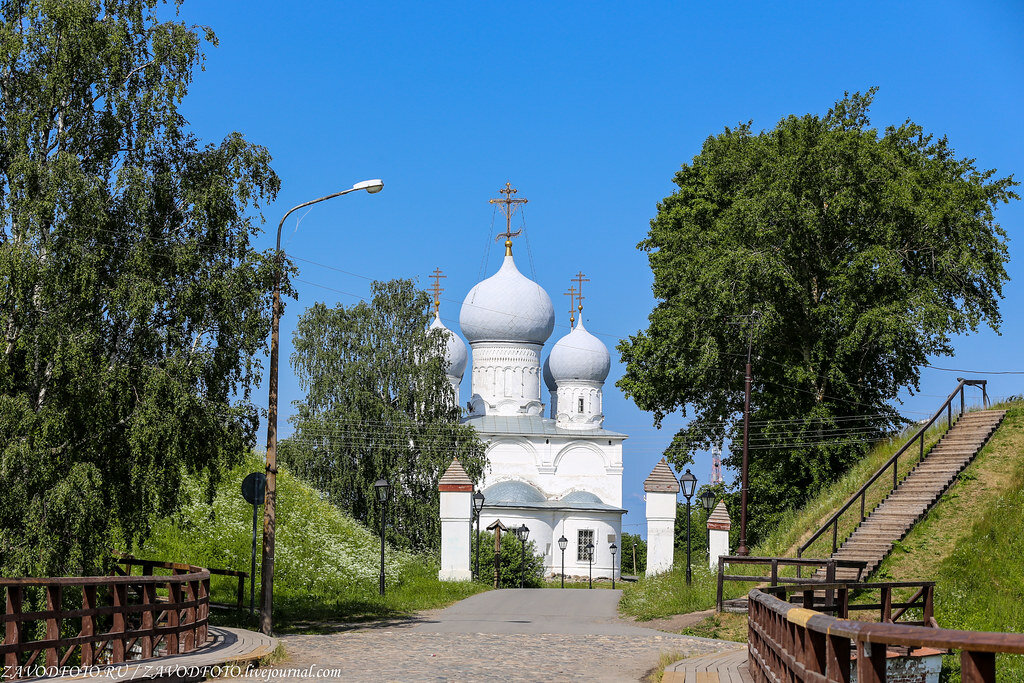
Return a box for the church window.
[577,529,594,562]
[578,397,584,413]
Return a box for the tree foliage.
[281,280,486,552]
[0,1,281,576]
[471,530,545,588]
[618,90,1017,541]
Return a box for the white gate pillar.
[707,500,732,572]
[644,459,679,575]
[438,458,473,581]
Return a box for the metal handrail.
[798,379,988,559]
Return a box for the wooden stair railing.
[797,379,991,566]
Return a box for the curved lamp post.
[260,179,383,635]
[700,489,717,564]
[557,534,568,588]
[680,469,697,586]
[472,491,485,580]
[585,541,595,589]
[609,543,617,589]
[374,478,390,596]
[516,524,530,588]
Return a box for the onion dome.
[460,249,555,345]
[483,480,546,504]
[542,354,557,392]
[430,314,467,379]
[546,318,610,383]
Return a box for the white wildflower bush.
[140,452,409,606]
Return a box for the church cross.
[429,267,446,315]
[489,182,529,242]
[573,271,590,313]
[564,285,578,326]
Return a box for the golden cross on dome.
[429,267,446,315]
[489,182,529,247]
[573,271,590,313]
[564,285,578,326]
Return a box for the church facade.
[433,188,626,579]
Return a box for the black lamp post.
[472,491,485,580]
[700,489,716,564]
[515,524,530,588]
[557,534,568,588]
[679,469,697,586]
[374,478,390,596]
[585,541,595,589]
[609,543,617,589]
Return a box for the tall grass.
[139,453,488,627]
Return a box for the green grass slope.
[138,452,487,628]
[873,401,1024,679]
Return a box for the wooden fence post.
[770,559,778,587]
[717,556,724,612]
[199,577,210,645]
[881,585,892,623]
[856,640,886,683]
[167,580,181,655]
[961,650,996,682]
[44,585,62,668]
[141,582,156,659]
[112,583,127,663]
[81,585,97,666]
[184,579,198,651]
[236,574,244,611]
[5,586,23,674]
[924,585,934,626]
[826,632,852,683]
[825,560,836,610]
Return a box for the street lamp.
[374,478,390,596]
[585,541,595,589]
[680,469,697,586]
[260,179,384,635]
[472,491,485,580]
[515,524,530,588]
[700,489,717,568]
[609,543,617,589]
[557,535,568,588]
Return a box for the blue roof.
[483,480,546,504]
[480,481,625,514]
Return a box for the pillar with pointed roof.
[644,458,679,575]
[438,458,474,581]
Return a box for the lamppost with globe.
[516,524,530,588]
[374,478,390,596]
[586,541,595,589]
[558,534,568,588]
[700,488,717,566]
[609,543,617,589]
[679,469,697,586]
[472,491,485,580]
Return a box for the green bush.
[620,532,647,575]
[471,530,545,588]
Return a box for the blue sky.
[175,1,1024,537]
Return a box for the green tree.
[0,1,281,576]
[618,90,1017,542]
[281,279,485,552]
[620,532,646,576]
[471,530,545,588]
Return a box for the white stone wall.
[555,379,604,430]
[439,489,472,581]
[468,342,544,416]
[480,434,624,507]
[645,491,677,575]
[709,528,730,573]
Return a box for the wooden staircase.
[823,408,1006,581]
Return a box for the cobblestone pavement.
[269,628,740,682]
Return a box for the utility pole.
[736,309,759,557]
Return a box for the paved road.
[260,589,741,682]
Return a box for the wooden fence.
[1,564,209,679]
[748,584,1024,682]
[116,557,248,610]
[716,556,868,612]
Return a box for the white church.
[433,185,627,580]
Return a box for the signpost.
[486,520,508,589]
[241,472,266,613]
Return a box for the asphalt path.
[414,588,711,637]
